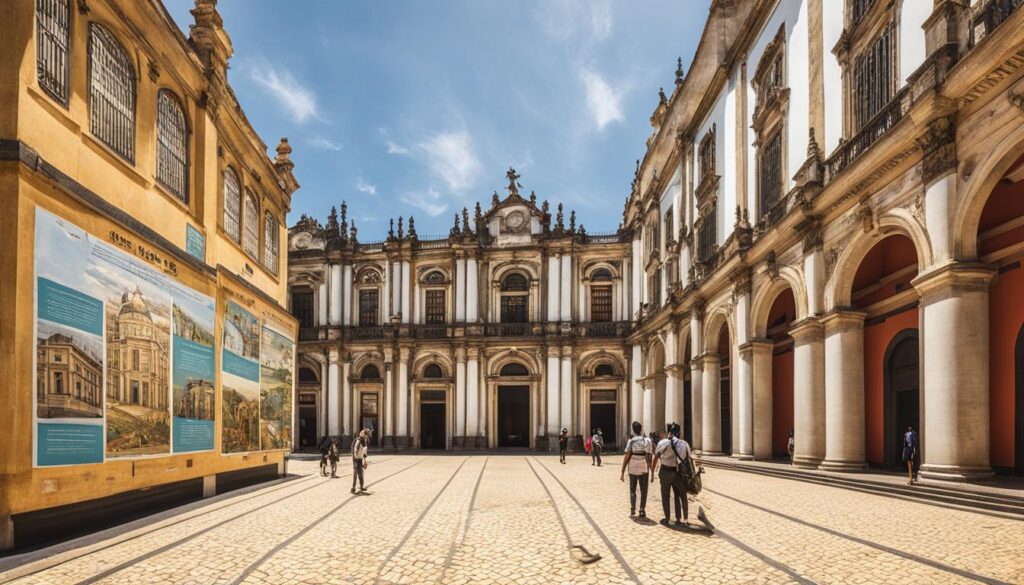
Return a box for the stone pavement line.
[371,457,470,584]
[436,456,488,584]
[527,457,641,584]
[230,459,426,585]
[706,487,1014,585]
[66,461,382,585]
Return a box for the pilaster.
[747,339,774,459]
[790,317,825,468]
[699,353,723,455]
[819,309,868,471]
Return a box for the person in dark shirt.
[558,428,569,464]
[902,426,918,485]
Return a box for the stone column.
[689,357,703,452]
[342,265,353,326]
[384,359,394,443]
[820,310,867,471]
[630,344,643,424]
[466,347,480,438]
[791,318,825,468]
[455,348,467,439]
[749,339,773,459]
[560,347,573,433]
[341,358,352,440]
[327,349,340,436]
[455,256,467,322]
[736,343,754,460]
[914,263,995,480]
[560,255,572,321]
[401,261,411,323]
[320,358,328,439]
[382,263,392,320]
[318,281,328,326]
[329,264,342,325]
[665,365,683,431]
[547,352,561,436]
[466,257,479,322]
[641,380,654,434]
[631,238,642,317]
[397,347,410,444]
[547,255,560,322]
[701,354,722,455]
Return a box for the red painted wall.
[988,265,1024,470]
[772,347,794,456]
[863,309,918,465]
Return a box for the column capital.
[467,346,480,359]
[688,356,704,371]
[694,352,721,366]
[455,346,467,362]
[911,261,995,299]
[789,316,824,342]
[737,339,771,354]
[664,363,685,375]
[819,308,868,331]
[398,346,411,360]
[328,348,340,362]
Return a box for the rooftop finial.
[388,218,395,240]
[397,216,404,239]
[451,213,461,237]
[274,137,294,173]
[658,87,667,105]
[506,167,522,197]
[492,191,500,207]
[408,216,416,239]
[675,57,684,85]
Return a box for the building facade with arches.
[621,0,1024,479]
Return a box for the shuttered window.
[36,0,70,104]
[223,169,241,242]
[243,190,259,258]
[853,23,896,131]
[263,212,279,274]
[88,24,135,162]
[156,90,189,202]
[591,286,612,322]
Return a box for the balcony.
[415,325,450,339]
[347,326,388,341]
[298,327,323,342]
[579,321,630,338]
[824,87,911,182]
[484,322,534,337]
[969,0,1022,49]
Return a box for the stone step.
[698,459,1024,520]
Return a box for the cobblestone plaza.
[1,455,1021,585]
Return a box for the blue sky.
[166,1,710,238]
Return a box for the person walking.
[620,421,653,517]
[787,429,795,464]
[590,428,604,466]
[902,426,918,485]
[351,429,369,493]
[318,436,331,477]
[327,437,341,478]
[558,428,569,464]
[652,422,692,526]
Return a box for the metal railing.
[415,325,450,339]
[582,231,623,244]
[347,326,387,341]
[484,322,533,337]
[298,327,322,342]
[579,321,630,338]
[357,241,385,252]
[824,86,911,182]
[969,0,1022,48]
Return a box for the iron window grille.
[500,295,528,323]
[699,128,716,182]
[853,21,896,132]
[591,286,613,323]
[291,291,314,328]
[36,0,70,104]
[425,289,446,324]
[88,23,136,162]
[263,212,279,274]
[697,208,717,264]
[851,0,877,23]
[758,130,783,219]
[223,169,241,242]
[359,289,379,327]
[156,90,189,202]
[242,190,259,258]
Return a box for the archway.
[977,152,1024,474]
[851,233,920,467]
[884,330,920,469]
[1017,326,1024,475]
[417,362,448,450]
[497,361,531,447]
[766,288,795,458]
[296,366,319,449]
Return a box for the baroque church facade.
[289,0,1024,479]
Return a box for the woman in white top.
[620,421,653,517]
[651,422,691,526]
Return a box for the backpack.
[585,436,592,453]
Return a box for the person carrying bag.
[652,423,692,526]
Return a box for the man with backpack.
[590,428,604,466]
[620,421,653,517]
[651,422,692,526]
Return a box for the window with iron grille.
[663,207,673,245]
[591,286,612,322]
[291,291,314,328]
[425,289,446,324]
[359,289,379,326]
[223,169,241,242]
[501,273,528,292]
[853,22,896,131]
[243,190,259,258]
[697,208,717,263]
[156,90,189,202]
[36,0,70,104]
[851,0,876,23]
[699,127,716,182]
[263,212,279,274]
[648,271,661,306]
[88,24,135,162]
[758,130,783,217]
[500,295,528,323]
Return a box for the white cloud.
[249,61,320,123]
[589,1,612,41]
[386,141,409,155]
[536,0,612,43]
[418,130,482,193]
[400,187,448,217]
[580,70,624,130]
[356,179,377,196]
[309,137,342,151]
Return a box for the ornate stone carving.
[794,217,823,253]
[824,246,840,283]
[765,251,779,281]
[916,116,958,186]
[857,201,874,233]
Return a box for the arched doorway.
[358,364,382,447]
[884,330,919,470]
[297,366,319,449]
[766,288,795,457]
[498,362,530,447]
[1016,326,1024,475]
[850,233,920,467]
[419,363,447,450]
[718,330,732,455]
